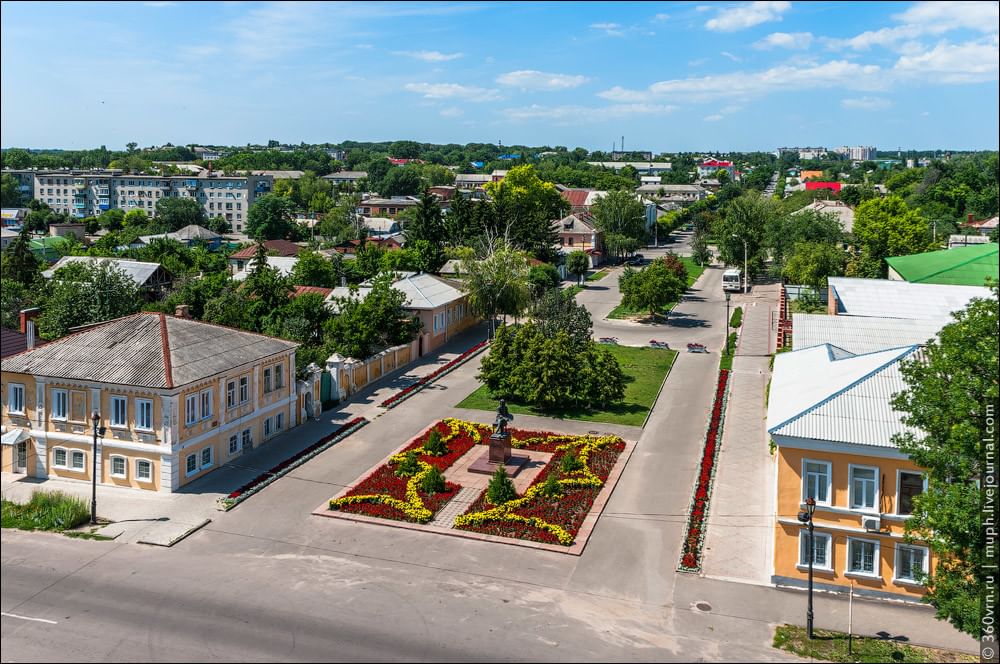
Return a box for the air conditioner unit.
[862,515,881,532]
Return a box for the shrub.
[486,465,517,505]
[394,450,421,478]
[420,465,446,495]
[422,428,448,456]
[539,470,562,498]
[729,306,742,328]
[560,450,584,474]
[1,490,90,531]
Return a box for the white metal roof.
[232,256,299,281]
[792,314,946,355]
[362,217,399,233]
[767,344,921,449]
[42,257,165,287]
[827,277,989,320]
[326,271,464,310]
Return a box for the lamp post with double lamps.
[90,411,106,525]
[797,496,818,638]
[725,291,731,356]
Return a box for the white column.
[218,378,227,426]
[160,452,178,493]
[252,366,260,412]
[34,379,46,429]
[161,395,178,447]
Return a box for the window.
[186,453,198,475]
[136,459,153,482]
[111,395,127,427]
[847,538,879,576]
[185,394,198,426]
[898,471,925,516]
[227,380,236,409]
[241,428,252,448]
[52,389,68,420]
[263,368,272,393]
[200,389,213,420]
[802,460,831,505]
[70,450,86,471]
[276,412,284,431]
[264,417,273,437]
[849,465,878,511]
[8,383,25,414]
[110,455,127,478]
[200,447,213,469]
[239,376,249,403]
[275,364,284,390]
[895,544,928,584]
[228,434,239,455]
[136,399,153,431]
[798,530,832,570]
[53,448,68,468]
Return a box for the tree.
[892,286,999,636]
[566,250,590,285]
[123,208,149,229]
[527,263,560,298]
[691,231,713,266]
[483,165,567,261]
[290,249,340,288]
[530,288,593,347]
[404,189,446,246]
[851,196,933,278]
[619,259,687,320]
[714,192,776,278]
[0,278,31,330]
[1,173,25,207]
[155,197,206,231]
[205,216,232,234]
[461,240,530,338]
[765,208,845,274]
[98,208,126,232]
[36,261,141,340]
[1,228,42,286]
[590,190,647,249]
[782,241,846,292]
[242,243,294,331]
[263,291,331,348]
[486,465,517,505]
[380,167,423,197]
[324,271,421,359]
[246,194,296,240]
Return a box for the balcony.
[73,202,86,209]
[73,180,86,188]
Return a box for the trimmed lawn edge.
[772,624,977,663]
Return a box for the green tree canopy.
[246,194,296,240]
[36,261,141,340]
[850,196,933,278]
[461,240,530,338]
[714,191,776,278]
[590,190,648,245]
[154,197,206,232]
[324,271,421,359]
[565,250,590,284]
[782,241,846,292]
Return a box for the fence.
[327,340,418,400]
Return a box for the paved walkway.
[701,283,780,585]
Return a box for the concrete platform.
[467,448,531,476]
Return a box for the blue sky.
[2,1,998,152]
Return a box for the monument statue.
[493,398,513,436]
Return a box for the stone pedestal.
[469,432,530,477]
[488,432,511,464]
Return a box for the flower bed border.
[217,417,368,511]
[677,368,731,573]
[380,341,488,409]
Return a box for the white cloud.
[404,82,500,101]
[705,1,791,32]
[178,44,222,59]
[754,31,813,50]
[505,103,677,122]
[894,38,1000,84]
[496,70,588,91]
[688,58,708,67]
[720,51,742,62]
[826,1,999,51]
[393,50,464,62]
[590,22,624,36]
[225,2,326,61]
[704,114,724,121]
[440,107,464,118]
[841,96,892,111]
[653,13,670,22]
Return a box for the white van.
[722,268,742,292]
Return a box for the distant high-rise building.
[833,146,877,161]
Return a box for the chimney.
[968,213,974,224]
[19,307,40,335]
[174,304,191,319]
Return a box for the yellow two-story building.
[768,343,932,602]
[1,312,299,492]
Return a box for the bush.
[1,490,90,531]
[486,465,517,505]
[560,450,584,474]
[420,465,446,495]
[394,450,421,478]
[730,306,743,328]
[539,470,562,498]
[422,428,447,456]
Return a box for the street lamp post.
[731,233,749,293]
[725,292,731,356]
[90,411,106,525]
[797,496,818,638]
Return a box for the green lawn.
[563,284,584,298]
[1,491,90,532]
[456,345,677,427]
[607,257,706,321]
[773,625,976,663]
[586,269,610,282]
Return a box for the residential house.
[251,170,305,180]
[228,239,302,273]
[455,174,491,191]
[558,188,607,212]
[192,146,223,161]
[1,312,299,491]
[792,200,855,232]
[357,196,420,218]
[43,257,172,294]
[695,178,722,192]
[586,161,672,175]
[553,212,604,266]
[362,217,401,237]
[49,222,88,243]
[634,184,708,205]
[292,286,334,299]
[321,171,367,188]
[490,170,508,183]
[800,170,825,181]
[135,224,224,250]
[825,277,990,319]
[768,343,933,602]
[805,181,842,193]
[325,271,476,356]
[232,256,299,281]
[331,235,404,255]
[886,243,998,287]
[947,234,992,249]
[961,213,999,236]
[792,315,946,356]
[1,228,17,251]
[697,160,735,178]
[1,207,29,228]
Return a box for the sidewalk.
[1,327,488,546]
[701,284,779,585]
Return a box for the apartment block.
[834,146,877,161]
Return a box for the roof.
[885,243,999,287]
[439,259,463,274]
[326,271,465,310]
[1,313,297,389]
[962,215,999,231]
[251,170,304,179]
[42,257,167,287]
[792,199,855,232]
[700,160,733,167]
[138,224,222,245]
[805,181,842,191]
[322,171,367,180]
[362,217,399,233]
[230,239,302,260]
[360,197,420,207]
[292,285,334,298]
[827,277,991,319]
[635,184,707,195]
[233,256,299,281]
[586,162,672,170]
[455,174,491,183]
[792,314,946,355]
[767,344,921,450]
[1,327,28,359]
[554,212,598,233]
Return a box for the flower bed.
[454,429,626,546]
[218,417,368,511]
[380,341,488,409]
[330,418,491,523]
[677,369,731,572]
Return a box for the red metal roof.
[292,285,334,298]
[701,160,733,167]
[1,327,28,359]
[805,181,842,192]
[560,189,591,208]
[230,240,302,260]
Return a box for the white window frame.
[185,394,198,426]
[845,537,881,578]
[8,383,25,414]
[200,389,213,421]
[227,380,236,409]
[228,434,240,456]
[894,543,929,585]
[200,446,213,469]
[52,447,68,469]
[110,395,128,428]
[239,376,249,403]
[136,459,153,482]
[136,398,153,431]
[801,459,832,507]
[797,529,833,572]
[70,450,86,471]
[51,388,68,421]
[849,464,879,513]
[896,469,927,517]
[185,453,198,476]
[109,454,128,479]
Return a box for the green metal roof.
[886,243,999,286]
